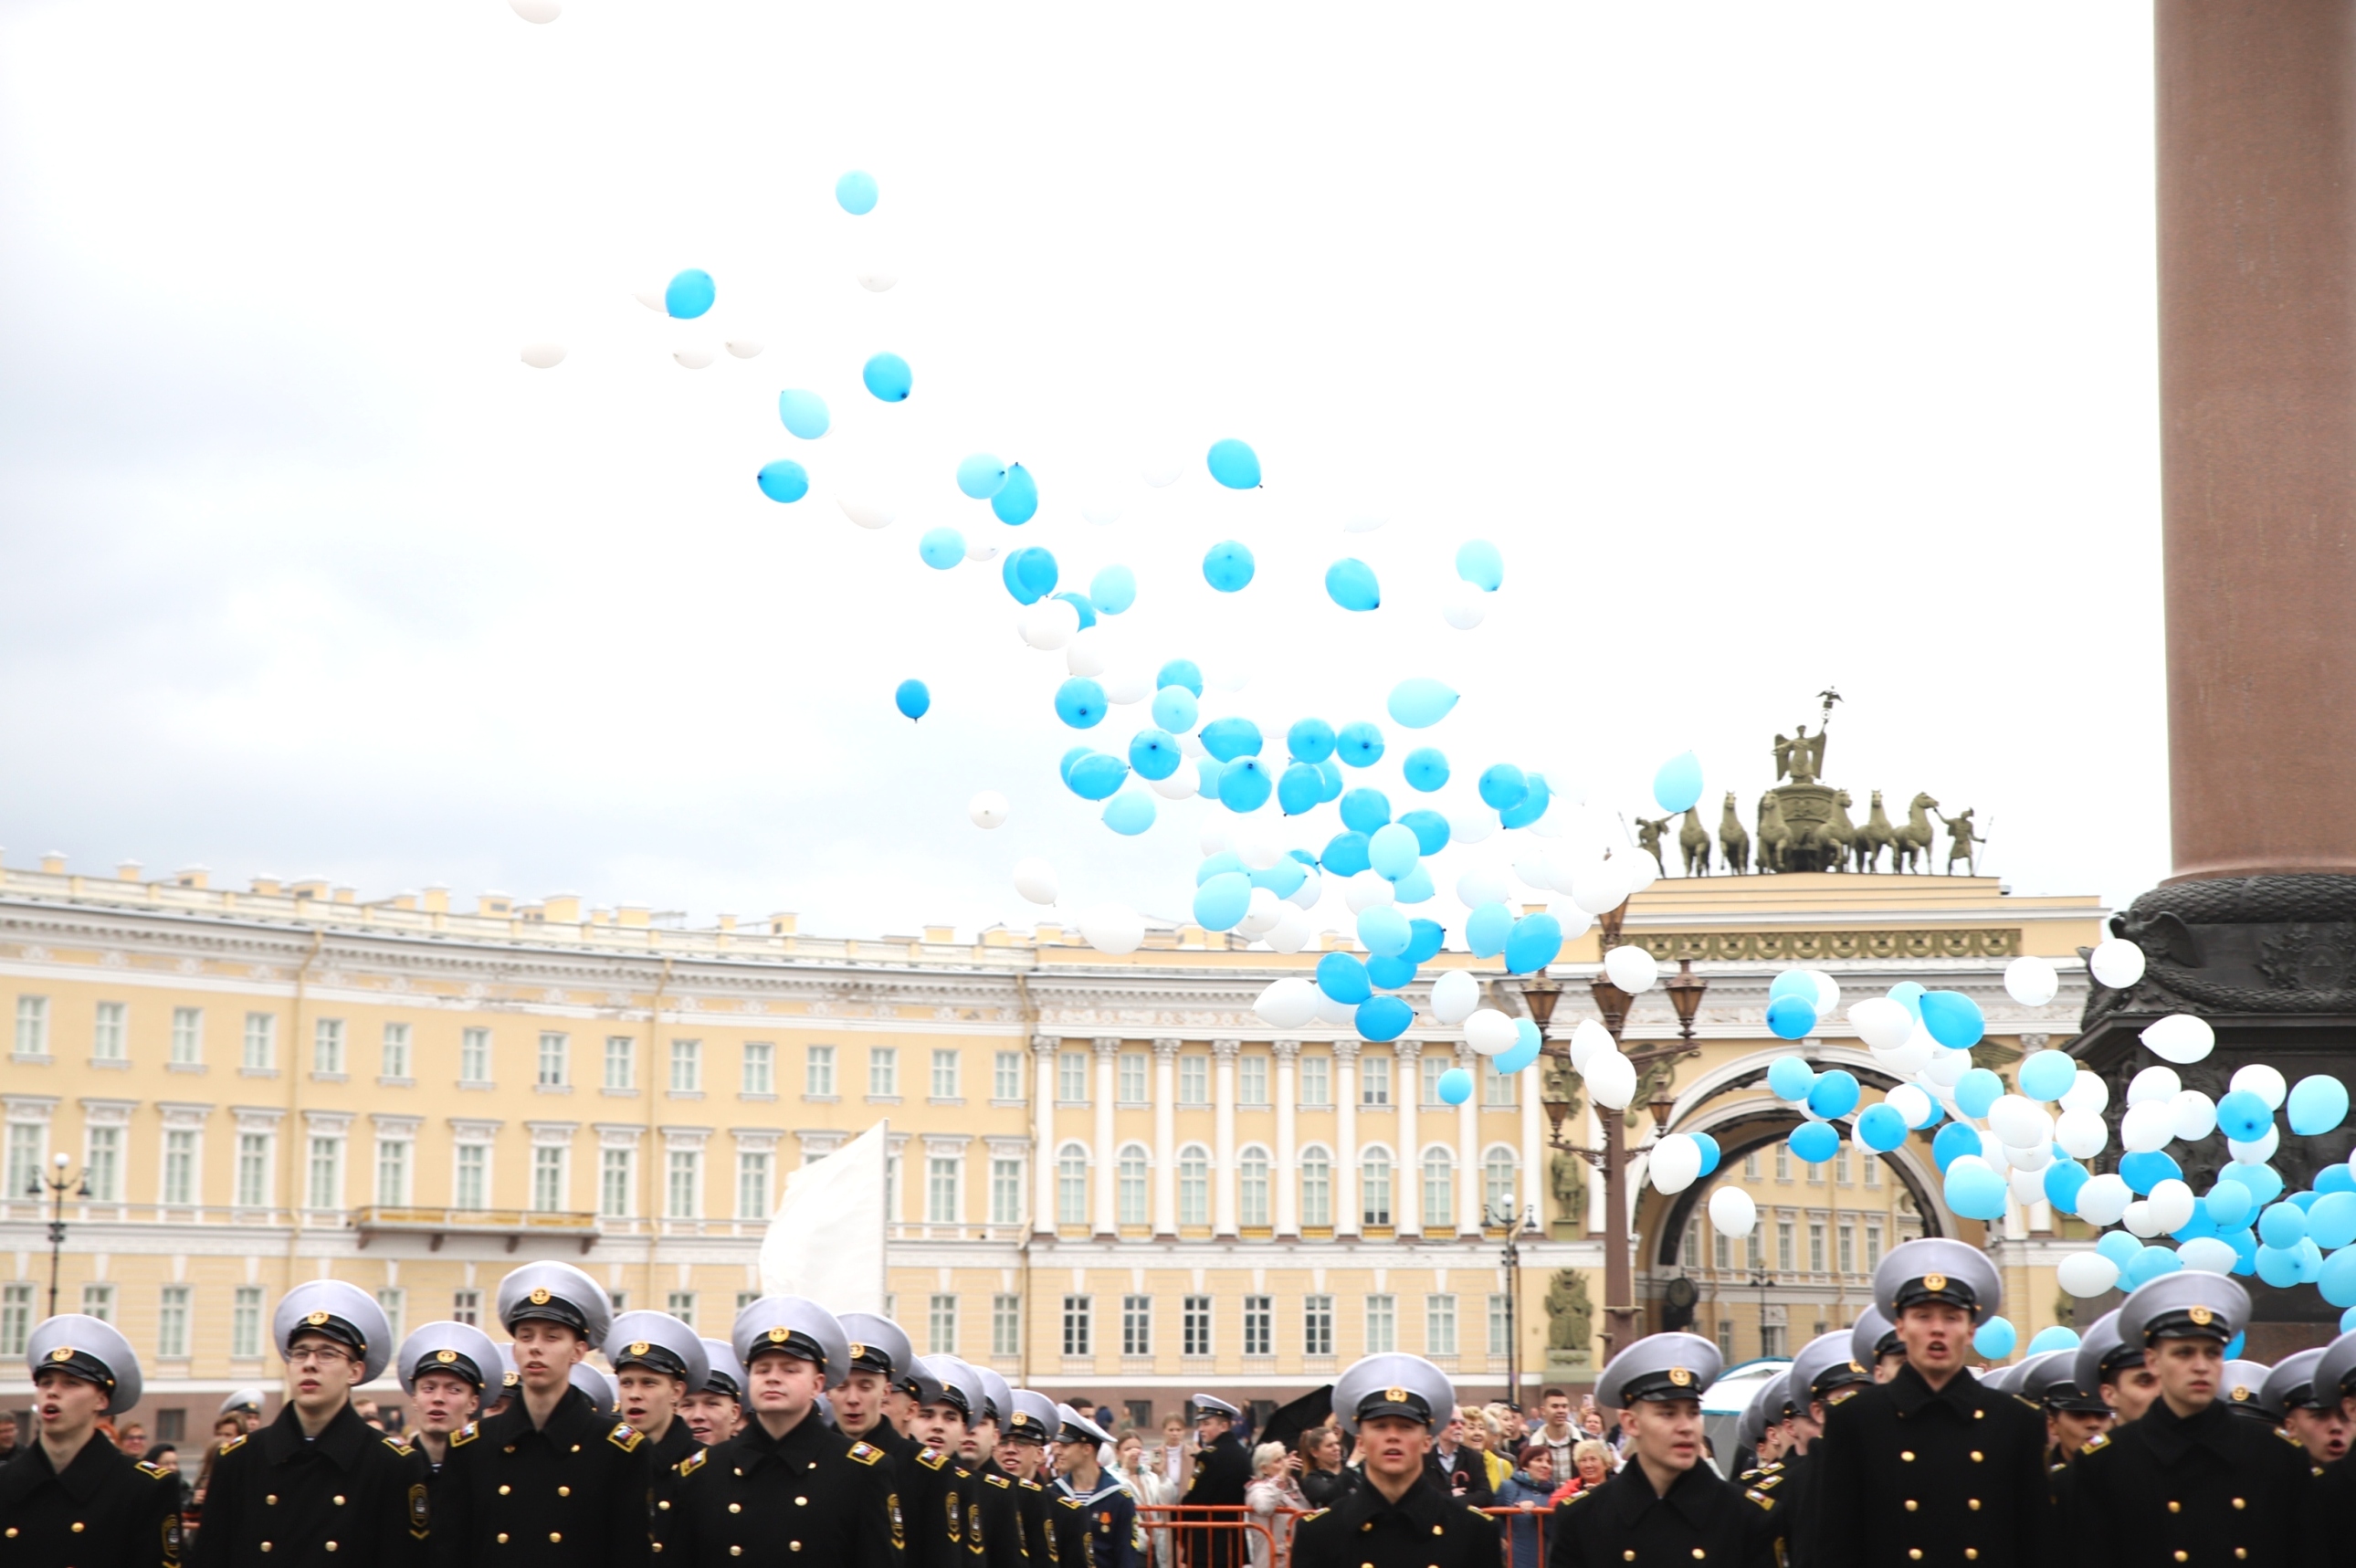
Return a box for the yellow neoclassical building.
[0,855,2104,1443]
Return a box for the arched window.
[1362,1148,1393,1228]
[1484,1147,1519,1220]
[1057,1143,1089,1227]
[1423,1147,1456,1231]
[1300,1147,1331,1228]
[1178,1145,1210,1227]
[1238,1146,1270,1227]
[1117,1144,1150,1226]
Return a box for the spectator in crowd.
[1431,1407,1495,1504]
[1131,1422,1182,1568]
[115,1420,147,1459]
[1109,1431,1150,1492]
[145,1441,192,1510]
[1462,1409,1513,1495]
[1297,1426,1352,1508]
[1159,1411,1191,1483]
[1244,1441,1308,1568]
[1496,1447,1559,1568]
[1551,1438,1614,1503]
[1534,1388,1577,1479]
[0,1412,18,1465]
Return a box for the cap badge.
[529,1288,552,1306]
[2189,1305,2214,1327]
[1668,1367,1693,1387]
[436,1349,458,1364]
[1383,1386,1408,1404]
[48,1346,73,1363]
[1921,1273,1947,1293]
[629,1342,649,1357]
[768,1326,790,1343]
[2232,1385,2250,1401]
[848,1342,866,1360]
[306,1310,331,1327]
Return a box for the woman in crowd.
[1495,1447,1560,1568]
[1295,1425,1353,1508]
[1550,1438,1614,1503]
[1461,1410,1514,1496]
[1243,1441,1309,1568]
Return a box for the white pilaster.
[1335,1040,1361,1238]
[1396,1040,1422,1237]
[1152,1037,1180,1237]
[1212,1039,1239,1236]
[1093,1037,1120,1236]
[1457,1041,1481,1236]
[1273,1040,1299,1237]
[1032,1035,1057,1237]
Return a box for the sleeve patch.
[216,1433,248,1455]
[1754,1475,1782,1490]
[449,1422,479,1448]
[920,1449,950,1470]
[609,1422,646,1451]
[1747,1489,1777,1512]
[2081,1434,2109,1453]
[2279,1428,2308,1447]
[138,1458,178,1479]
[408,1481,430,1540]
[850,1441,884,1466]
[384,1436,415,1457]
[678,1449,708,1478]
[1299,1509,1329,1523]
[1057,1496,1084,1510]
[986,1471,1013,1488]
[1020,1478,1043,1491]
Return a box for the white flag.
[757,1119,889,1312]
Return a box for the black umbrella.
[1257,1385,1334,1454]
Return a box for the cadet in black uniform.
[1290,1353,1501,1568]
[999,1391,1063,1566]
[193,1281,430,1568]
[1849,1308,1904,1384]
[910,1356,988,1568]
[1051,1405,1140,1568]
[2073,1310,2161,1427]
[655,1294,901,1568]
[1778,1330,1873,1567]
[679,1340,745,1449]
[1182,1394,1250,1568]
[431,1260,653,1568]
[603,1310,709,1521]
[2018,1348,2111,1472]
[2068,1272,2315,1568]
[836,1314,920,1450]
[0,1313,183,1568]
[2219,1359,2278,1426]
[956,1364,1028,1568]
[1810,1238,2046,1568]
[396,1321,501,1476]
[2264,1345,2348,1470]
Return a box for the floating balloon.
[1436,1067,1474,1106]
[1652,752,1704,815]
[521,342,566,368]
[1478,764,1528,811]
[778,389,831,438]
[893,679,930,721]
[1766,996,1816,1040]
[1102,791,1155,836]
[2057,1251,2121,1297]
[1920,990,1984,1048]
[756,460,809,502]
[1972,1317,2017,1360]
[1790,1121,1840,1164]
[1217,756,1271,813]
[1066,753,1129,801]
[857,266,896,292]
[2026,1324,2082,1356]
[1368,823,1421,880]
[835,170,879,215]
[1356,995,1412,1043]
[2004,954,2060,1007]
[963,792,1010,830]
[1402,747,1450,792]
[2089,937,2148,989]
[1766,1055,1817,1102]
[1431,970,1479,1026]
[1807,1070,1861,1121]
[1079,904,1144,956]
[2289,1075,2351,1136]
[665,268,716,319]
[1358,905,1412,959]
[2018,1049,2077,1102]
[993,464,1039,524]
[862,353,912,403]
[510,0,561,21]
[2140,1013,2215,1065]
[1465,902,1512,959]
[1399,809,1449,855]
[1847,996,1915,1052]
[958,454,1009,500]
[1649,1134,1702,1194]
[672,345,714,369]
[840,496,895,530]
[1206,438,1262,489]
[1052,679,1106,731]
[1203,541,1257,593]
[1944,1157,2008,1221]
[724,340,763,358]
[1194,872,1253,931]
[2216,1090,2273,1143]
[1325,558,1381,612]
[1930,1121,1983,1174]
[1505,913,1563,975]
[1387,679,1459,729]
[1150,685,1199,733]
[1014,858,1058,905]
[1091,565,1137,615]
[1335,721,1385,767]
[1003,546,1059,605]
[2233,1063,2289,1110]
[1455,539,1503,592]
[1708,1185,1758,1237]
[1954,1068,2004,1120]
[919,527,965,569]
[1584,1048,1637,1110]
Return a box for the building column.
[1335,1041,1361,1238]
[1152,1037,1180,1238]
[1273,1040,1300,1237]
[1212,1038,1239,1237]
[1032,1034,1057,1238]
[1456,1041,1482,1236]
[1093,1037,1120,1237]
[1396,1040,1422,1237]
[1520,1050,1546,1231]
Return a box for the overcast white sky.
[0,2,2161,938]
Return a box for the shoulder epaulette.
[1298,1509,1329,1524]
[137,1458,177,1479]
[1019,1477,1043,1491]
[1746,1489,1777,1512]
[850,1441,884,1466]
[1057,1495,1084,1510]
[2014,1395,2042,1412]
[609,1422,645,1451]
[382,1436,415,1458]
[1753,1474,1783,1490]
[920,1449,950,1470]
[1562,1488,1596,1506]
[216,1433,248,1456]
[985,1471,1012,1488]
[2081,1433,2109,1454]
[2278,1428,2307,1448]
[449,1422,479,1448]
[1826,1387,1861,1407]
[678,1449,708,1478]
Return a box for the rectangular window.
[170,1007,203,1066]
[806,1045,836,1098]
[925,1157,961,1223]
[1364,1294,1396,1354]
[1362,1155,1393,1227]
[1179,1055,1208,1107]
[1809,1222,1825,1274]
[992,1295,1021,1358]
[605,1037,635,1091]
[920,1293,953,1353]
[668,1291,697,1325]
[305,1136,341,1208]
[153,1284,189,1357]
[1774,1144,1792,1182]
[1717,1320,1735,1360]
[1685,1218,1702,1268]
[1488,1293,1511,1354]
[455,1144,488,1209]
[990,1158,1023,1226]
[738,1151,772,1219]
[86,1127,121,1202]
[376,1287,405,1344]
[1420,1055,1447,1106]
[461,1027,492,1083]
[1057,1151,1088,1226]
[451,1288,480,1329]
[868,1047,898,1098]
[531,1146,565,1212]
[931,1049,961,1100]
[236,1133,269,1207]
[1762,1323,1787,1359]
[1183,1295,1213,1358]
[1179,1152,1209,1226]
[608,1291,629,1315]
[314,1018,346,1075]
[1299,1055,1331,1106]
[163,1129,197,1205]
[1119,1051,1148,1104]
[1484,1054,1518,1105]
[0,1283,29,1356]
[243,1012,276,1071]
[1777,1219,1794,1274]
[742,1041,774,1096]
[1061,1295,1092,1357]
[1238,1054,1268,1107]
[1361,1054,1393,1107]
[1746,1230,1762,1272]
[1058,1050,1089,1103]
[1835,1146,1852,1185]
[15,995,47,1056]
[381,1022,412,1079]
[1742,1151,1762,1181]
[669,1039,701,1094]
[1838,1224,1856,1275]
[1866,1154,1883,1188]
[600,1149,633,1217]
[1300,1152,1331,1227]
[1244,1295,1272,1358]
[1304,1295,1334,1358]
[80,1283,115,1323]
[231,1286,264,1356]
[1866,1221,1884,1271]
[994,1051,1025,1101]
[1715,1229,1731,1272]
[4,1122,40,1198]
[376,1138,411,1206]
[1122,1295,1152,1357]
[667,1150,701,1216]
[537,1032,569,1087]
[92,1001,127,1061]
[1425,1294,1457,1356]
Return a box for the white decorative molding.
[300,1110,354,1136]
[525,1121,579,1147]
[662,1125,713,1152]
[79,1099,137,1128]
[369,1113,423,1136]
[156,1101,213,1130]
[2,1096,58,1124]
[594,1123,645,1150]
[232,1106,285,1134]
[448,1119,503,1142]
[731,1128,782,1153]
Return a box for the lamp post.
[31,1152,89,1318]
[1484,1194,1539,1405]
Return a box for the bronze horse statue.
[1718,792,1750,874]
[1892,793,1939,873]
[1679,806,1711,876]
[1856,789,1896,871]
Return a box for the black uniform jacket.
[654,1405,902,1568]
[0,1432,184,1568]
[2072,1397,2316,1568]
[1013,1473,1059,1567]
[642,1420,698,1527]
[1547,1455,1777,1568]
[1809,1363,2046,1568]
[975,1459,1029,1568]
[1292,1472,1502,1568]
[191,1402,429,1568]
[431,1385,653,1568]
[1762,1447,1813,1567]
[1184,1436,1251,1568]
[880,1433,969,1568]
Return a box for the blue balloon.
[2290,1075,2351,1136]
[1340,788,1393,834]
[1059,747,1094,786]
[1200,716,1263,763]
[1217,757,1272,813]
[835,170,878,215]
[2256,1242,2305,1288]
[2313,1192,2356,1250]
[2095,1230,2144,1266]
[1504,912,1563,975]
[1055,679,1107,729]
[1692,1133,1721,1177]
[1790,1122,1840,1164]
[1403,747,1450,792]
[1652,752,1704,815]
[2320,1165,2356,1195]
[1355,995,1413,1043]
[1455,539,1503,592]
[1494,1034,1543,1076]
[1466,902,1512,959]
[2172,1203,2219,1243]
[1930,1121,1983,1174]
[1102,791,1155,836]
[756,460,809,502]
[861,352,911,403]
[1767,970,1819,1006]
[1325,557,1381,611]
[918,527,965,569]
[1358,906,1412,959]
[1368,824,1420,880]
[1001,546,1057,605]
[2018,1049,2077,1102]
[1322,832,1373,879]
[1250,859,1308,899]
[1953,1068,2004,1120]
[1387,678,1459,729]
[1316,759,1344,802]
[1404,920,1446,964]
[1277,763,1324,816]
[1150,686,1199,733]
[2259,1202,2309,1248]
[1399,809,1450,855]
[1194,872,1253,931]
[1090,565,1137,615]
[1807,1070,1861,1121]
[1203,540,1257,593]
[2216,1090,2272,1142]
[1067,753,1128,801]
[2119,1151,2182,1194]
[1972,1317,2017,1360]
[1765,1056,1817,1102]
[2301,1237,2327,1284]
[992,463,1039,524]
[1206,438,1262,489]
[894,679,930,720]
[1499,772,1553,830]
[1190,849,1242,882]
[1053,591,1098,630]
[1766,996,1817,1040]
[2204,1181,2255,1229]
[957,453,1008,499]
[1920,991,1985,1048]
[1157,659,1204,696]
[2043,1159,2089,1212]
[2322,1247,2356,1309]
[1287,719,1336,763]
[1856,1103,1908,1152]
[1945,1162,2008,1221]
[777,389,831,438]
[2224,1161,2285,1205]
[1888,981,1926,1019]
[2026,1325,2081,1356]
[2290,1190,2319,1211]
[1436,1068,1474,1107]
[1131,730,1181,780]
[1335,721,1385,767]
[1367,957,1417,994]
[1317,952,1372,1004]
[1392,863,1436,904]
[1478,764,1529,811]
[665,268,716,318]
[1905,1095,1947,1131]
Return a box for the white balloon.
[1286,872,1323,910]
[2230,1062,2288,1110]
[1885,1084,1933,1129]
[1551,903,1597,943]
[2005,1139,2053,1173]
[1254,978,1320,1028]
[1079,904,1145,956]
[1513,851,1557,894]
[964,538,1001,563]
[2228,1124,2281,1163]
[2140,1013,2215,1065]
[1621,856,1661,896]
[1585,1049,1637,1110]
[1101,668,1151,705]
[521,342,567,369]
[1235,889,1284,941]
[1020,599,1080,650]
[1568,1018,1616,1072]
[510,0,561,21]
[2003,954,2060,1008]
[2127,1066,2182,1107]
[633,286,666,312]
[2074,1172,2133,1226]
[1141,461,1182,488]
[1199,827,1234,858]
[1343,873,1396,913]
[1649,1134,1702,1194]
[1465,1009,1518,1056]
[2177,1237,2239,1275]
[1441,585,1489,630]
[2008,1165,2047,1205]
[724,340,764,359]
[2088,937,2148,989]
[1604,945,1659,994]
[1708,1185,1758,1238]
[1871,1026,1935,1079]
[1065,637,1107,678]
[1314,993,1360,1027]
[1920,1049,1972,1089]
[1451,810,1499,846]
[2146,1177,2196,1232]
[2172,1089,2218,1142]
[2120,1199,2163,1238]
[673,345,715,369]
[1343,515,1387,534]
[857,266,898,292]
[1082,499,1123,526]
[1848,997,1916,1052]
[1988,1095,2052,1150]
[2056,1109,2109,1160]
[2120,1099,2178,1153]
[1266,907,1316,954]
[1238,834,1284,871]
[1148,768,1198,801]
[967,792,1009,829]
[1013,858,1058,906]
[1430,970,1480,1026]
[1569,861,1630,916]
[1803,971,1841,1017]
[2056,1251,2121,1297]
[838,497,895,530]
[2059,1071,2110,1116]
[1457,868,1509,909]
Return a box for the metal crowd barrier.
[1134,1501,1547,1568]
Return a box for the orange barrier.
[1137,1502,1540,1568]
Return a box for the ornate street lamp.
[1482,1193,1540,1405]
[30,1152,89,1318]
